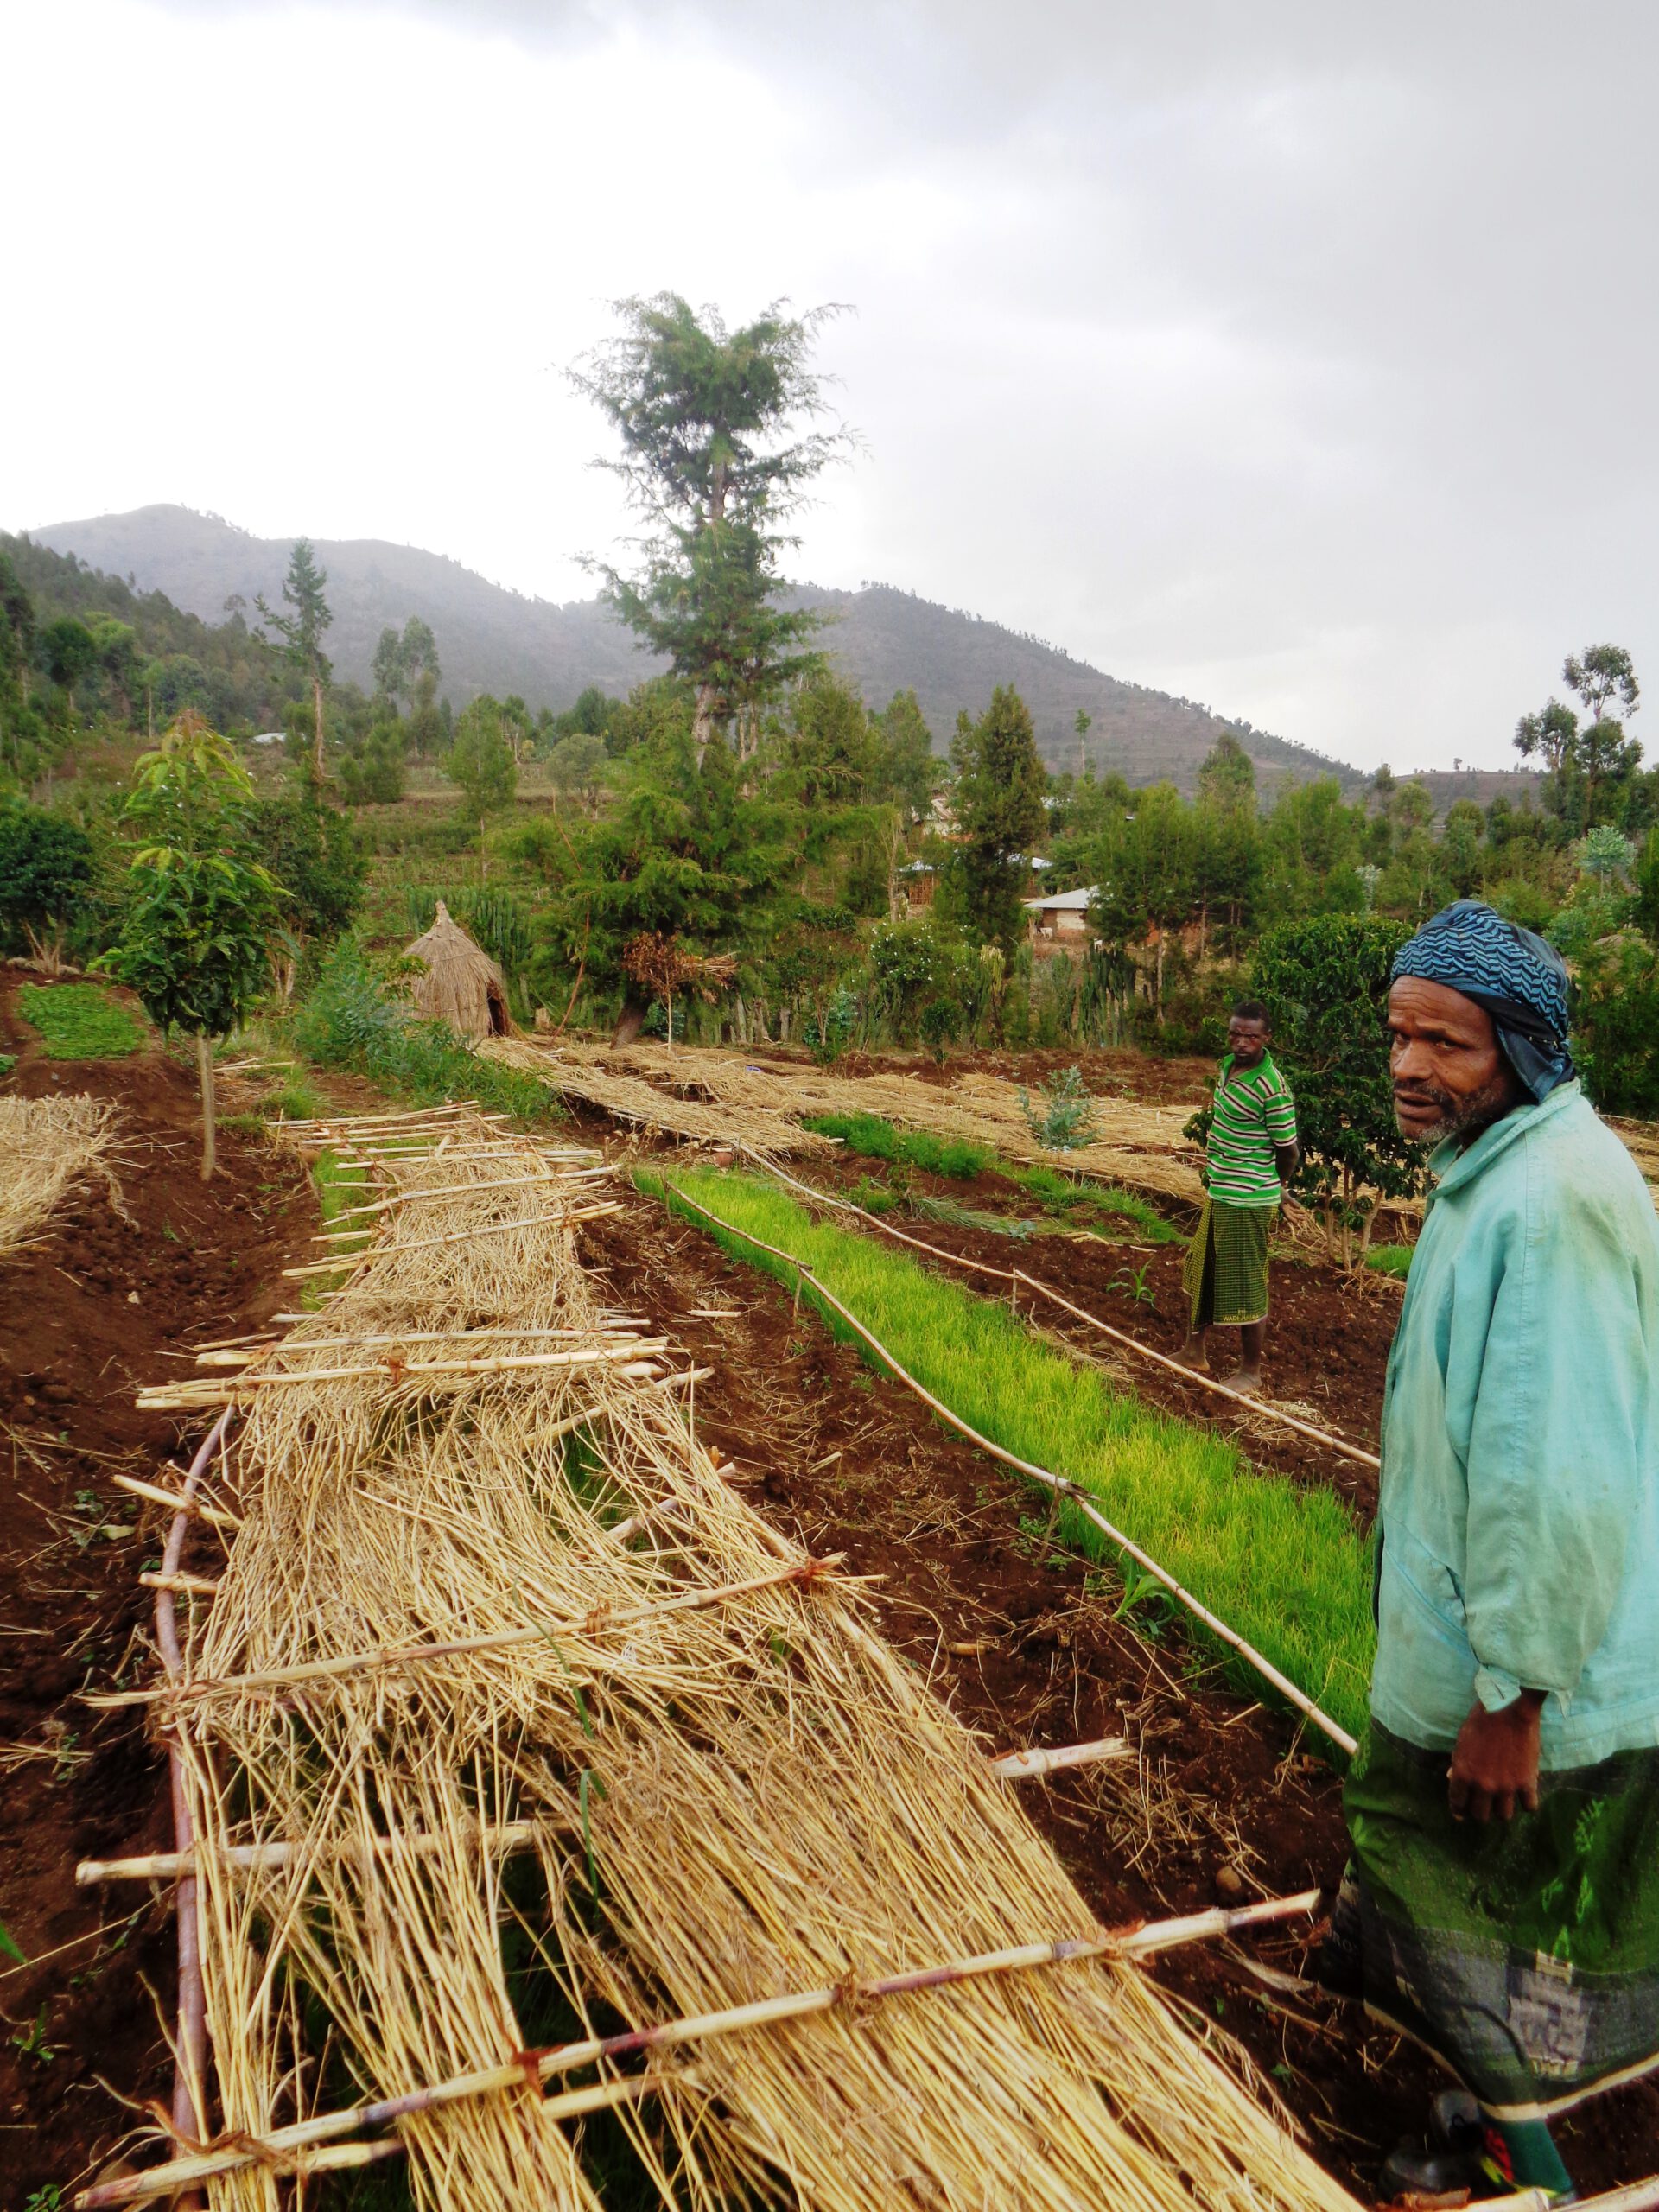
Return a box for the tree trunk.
[480,815,487,884]
[311,671,326,786]
[195,1033,217,1183]
[692,683,718,769]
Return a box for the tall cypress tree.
[950,685,1048,952]
[257,538,333,787]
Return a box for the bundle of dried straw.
[484,1036,838,1159]
[99,1104,1359,2211]
[0,1093,123,1260]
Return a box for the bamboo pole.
[80,1734,1127,1885]
[79,1819,547,1886]
[664,1183,1359,1759]
[139,1341,668,1406]
[111,1474,242,1530]
[72,1890,1324,2207]
[278,1200,621,1277]
[197,1325,648,1364]
[325,1168,611,1219]
[739,1146,1382,1474]
[91,1555,843,1709]
[150,1410,233,2181]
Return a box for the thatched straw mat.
[0,1093,122,1260]
[114,1104,1360,2212]
[405,901,512,1039]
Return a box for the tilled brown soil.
[0,974,318,2203]
[584,1187,1659,2204]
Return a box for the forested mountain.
[31,505,1360,794]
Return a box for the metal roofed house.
[1022,884,1099,950]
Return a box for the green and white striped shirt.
[1205,1052,1297,1207]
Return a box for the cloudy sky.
[6,2,1656,770]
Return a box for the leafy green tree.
[1197,730,1256,815]
[1251,914,1423,1266]
[531,702,792,1039]
[575,294,850,763]
[1573,927,1659,1116]
[546,731,608,815]
[1437,798,1486,897]
[103,715,279,1178]
[41,615,99,715]
[949,685,1047,952]
[256,538,333,785]
[777,670,886,806]
[1089,783,1203,1009]
[247,796,365,964]
[873,689,940,823]
[443,695,518,878]
[0,800,93,952]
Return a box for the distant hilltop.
[27,505,1534,806]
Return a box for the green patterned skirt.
[1183,1198,1274,1329]
[1326,1721,1659,2121]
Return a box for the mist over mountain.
[30,505,1527,806]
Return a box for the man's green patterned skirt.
[1326,1722,1659,2120]
[1183,1198,1274,1330]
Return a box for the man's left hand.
[1447,1690,1545,1822]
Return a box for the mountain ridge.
[26,505,1534,807]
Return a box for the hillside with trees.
[31,503,1416,797]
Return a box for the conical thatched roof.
[404,901,512,1040]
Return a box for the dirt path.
[0,976,318,2203]
[585,1187,1659,2202]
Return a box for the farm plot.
[83,1104,1361,2212]
[487,1036,1209,1206]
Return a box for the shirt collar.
[1427,1079,1582,1196]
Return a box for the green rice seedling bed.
[644,1165,1374,1749]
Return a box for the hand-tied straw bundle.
[0,1093,123,1260]
[107,1104,1360,2212]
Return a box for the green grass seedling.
[17,983,144,1061]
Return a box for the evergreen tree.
[949,685,1047,953]
[443,695,518,878]
[575,294,851,763]
[256,538,334,785]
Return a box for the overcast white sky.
[6,1,1656,771]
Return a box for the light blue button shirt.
[1370,1083,1659,1769]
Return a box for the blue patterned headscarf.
[1390,899,1575,1102]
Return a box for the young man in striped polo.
[1180,1001,1299,1397]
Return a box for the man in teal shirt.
[1325,901,1659,2205]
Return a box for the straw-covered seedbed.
[0,1092,123,1260]
[94,1103,1363,2210]
[485,1036,838,1159]
[493,1039,1205,1203]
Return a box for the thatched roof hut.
[404,902,512,1040]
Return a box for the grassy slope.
[649,1166,1375,1745]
